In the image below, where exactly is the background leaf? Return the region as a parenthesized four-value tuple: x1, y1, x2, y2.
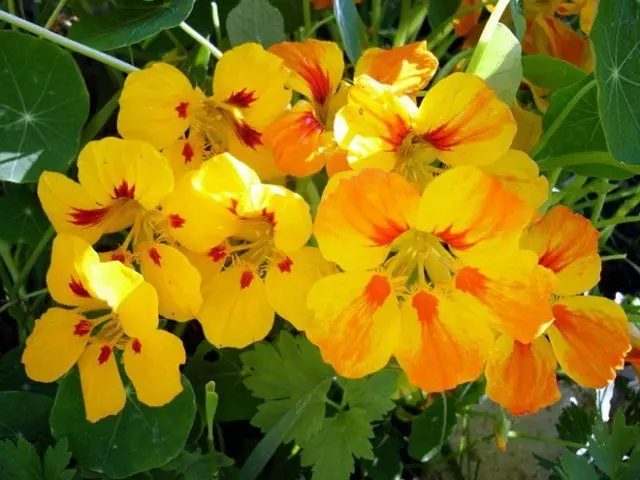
(0, 31, 89, 183)
(0, 185, 49, 248)
(537, 152, 640, 180)
(522, 55, 586, 91)
(408, 395, 456, 461)
(333, 0, 362, 64)
(226, 0, 286, 48)
(428, 0, 461, 30)
(0, 391, 52, 445)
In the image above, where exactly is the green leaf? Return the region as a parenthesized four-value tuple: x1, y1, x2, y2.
(555, 404, 594, 448)
(0, 437, 75, 480)
(408, 395, 456, 461)
(300, 409, 374, 480)
(589, 412, 640, 479)
(339, 369, 398, 422)
(226, 0, 286, 48)
(0, 31, 89, 184)
(68, 0, 196, 51)
(241, 331, 333, 444)
(0, 185, 49, 248)
(591, 0, 640, 165)
(428, 0, 461, 29)
(522, 55, 586, 91)
(557, 453, 598, 480)
(333, 0, 362, 64)
(509, 0, 526, 40)
(467, 23, 522, 106)
(537, 151, 640, 180)
(270, 0, 305, 33)
(50, 370, 196, 479)
(0, 391, 52, 445)
(43, 438, 76, 480)
(160, 449, 234, 480)
(0, 348, 56, 396)
(365, 435, 403, 480)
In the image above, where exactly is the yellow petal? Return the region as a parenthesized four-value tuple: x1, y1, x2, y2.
(395, 288, 495, 392)
(264, 247, 337, 331)
(197, 266, 274, 348)
(523, 205, 601, 296)
(22, 308, 91, 383)
(511, 102, 543, 154)
(139, 243, 202, 321)
(123, 330, 185, 407)
(548, 296, 629, 388)
(118, 62, 200, 149)
(485, 335, 560, 415)
(178, 246, 225, 291)
(161, 131, 207, 181)
(415, 72, 516, 166)
(78, 341, 126, 423)
(354, 42, 438, 95)
(306, 271, 401, 378)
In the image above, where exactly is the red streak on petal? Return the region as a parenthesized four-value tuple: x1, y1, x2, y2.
(277, 256, 293, 273)
(434, 225, 476, 250)
(369, 218, 407, 246)
(111, 252, 126, 263)
(412, 290, 439, 324)
(381, 114, 413, 149)
(112, 180, 136, 200)
(132, 338, 142, 354)
(233, 121, 263, 150)
(68, 206, 110, 227)
(175, 102, 189, 119)
(363, 275, 391, 308)
(182, 141, 195, 164)
(455, 267, 488, 297)
(149, 247, 162, 267)
(240, 270, 254, 289)
(226, 88, 258, 108)
(229, 198, 239, 215)
(208, 244, 227, 262)
(169, 214, 185, 228)
(69, 276, 91, 298)
(98, 345, 112, 365)
(261, 208, 276, 226)
(73, 319, 92, 336)
(300, 63, 332, 106)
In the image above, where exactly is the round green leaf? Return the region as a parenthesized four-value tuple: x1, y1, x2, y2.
(0, 31, 89, 184)
(50, 370, 196, 479)
(0, 391, 52, 445)
(0, 185, 49, 247)
(226, 0, 286, 48)
(522, 55, 586, 91)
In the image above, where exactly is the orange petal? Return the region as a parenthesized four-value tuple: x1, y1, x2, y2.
(511, 102, 543, 154)
(523, 16, 592, 70)
(354, 42, 438, 95)
(395, 288, 495, 392)
(485, 335, 560, 415)
(548, 296, 630, 388)
(314, 169, 421, 271)
(454, 0, 484, 37)
(455, 249, 557, 343)
(523, 205, 601, 296)
(325, 148, 351, 177)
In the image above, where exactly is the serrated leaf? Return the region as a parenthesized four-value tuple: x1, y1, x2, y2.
(50, 370, 196, 479)
(43, 438, 76, 480)
(0, 437, 42, 480)
(339, 369, 398, 422)
(69, 0, 196, 51)
(0, 31, 89, 183)
(334, 0, 362, 63)
(0, 391, 52, 445)
(589, 412, 640, 479)
(226, 0, 286, 48)
(160, 449, 234, 480)
(0, 185, 49, 247)
(557, 453, 598, 480)
(467, 23, 522, 106)
(241, 331, 333, 444)
(555, 404, 594, 448)
(522, 55, 586, 91)
(300, 409, 374, 480)
(591, 0, 640, 165)
(408, 395, 456, 461)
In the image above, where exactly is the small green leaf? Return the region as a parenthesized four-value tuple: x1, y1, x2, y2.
(0, 31, 89, 183)
(339, 369, 398, 422)
(536, 151, 640, 180)
(50, 370, 196, 479)
(0, 391, 52, 445)
(0, 185, 49, 248)
(467, 23, 522, 106)
(509, 0, 526, 40)
(161, 449, 234, 480)
(557, 452, 598, 480)
(428, 0, 461, 30)
(226, 0, 286, 48)
(522, 55, 586, 91)
(0, 437, 44, 479)
(591, 0, 640, 165)
(43, 438, 76, 480)
(589, 412, 640, 479)
(408, 395, 456, 461)
(333, 0, 362, 63)
(69, 0, 196, 51)
(555, 404, 595, 448)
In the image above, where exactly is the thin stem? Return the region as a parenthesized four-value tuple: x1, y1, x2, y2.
(0, 9, 138, 73)
(393, 0, 411, 46)
(44, 0, 67, 29)
(602, 254, 627, 262)
(370, 0, 381, 44)
(507, 431, 584, 449)
(10, 227, 54, 298)
(0, 241, 19, 282)
(530, 79, 597, 159)
(591, 190, 607, 223)
(80, 89, 121, 146)
(547, 167, 562, 190)
(434, 49, 474, 83)
(307, 14, 335, 37)
(467, 0, 510, 72)
(325, 397, 342, 411)
(596, 214, 640, 229)
(165, 30, 187, 54)
(179, 21, 222, 60)
(599, 194, 640, 243)
(0, 288, 48, 315)
(211, 2, 223, 49)
(303, 0, 312, 38)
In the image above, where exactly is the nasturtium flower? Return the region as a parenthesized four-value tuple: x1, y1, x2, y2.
(118, 43, 291, 179)
(162, 130, 209, 181)
(485, 206, 630, 415)
(510, 103, 543, 154)
(333, 73, 516, 184)
(38, 137, 174, 244)
(22, 234, 185, 422)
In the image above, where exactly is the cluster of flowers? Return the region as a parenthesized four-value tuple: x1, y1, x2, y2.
(23, 37, 629, 422)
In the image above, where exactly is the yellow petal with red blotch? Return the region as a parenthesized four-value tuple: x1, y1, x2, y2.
(314, 169, 421, 271)
(78, 137, 174, 211)
(22, 308, 91, 383)
(139, 243, 202, 322)
(333, 76, 418, 171)
(263, 101, 336, 177)
(485, 335, 560, 415)
(46, 234, 102, 308)
(213, 43, 291, 129)
(482, 150, 549, 212)
(123, 330, 185, 407)
(98, 247, 132, 266)
(88, 261, 159, 338)
(265, 247, 338, 331)
(511, 102, 543, 154)
(453, 0, 484, 36)
(455, 249, 557, 343)
(395, 288, 495, 392)
(523, 205, 601, 296)
(178, 246, 225, 291)
(416, 166, 532, 254)
(523, 16, 592, 70)
(415, 72, 516, 166)
(306, 271, 401, 378)
(78, 341, 126, 423)
(237, 184, 312, 253)
(162, 131, 207, 181)
(548, 296, 629, 388)
(118, 62, 201, 149)
(355, 42, 438, 95)
(197, 266, 274, 348)
(269, 39, 344, 108)
(38, 172, 108, 244)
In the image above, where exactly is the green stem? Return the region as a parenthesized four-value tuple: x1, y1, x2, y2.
(406, 1, 429, 44)
(80, 89, 121, 146)
(307, 14, 335, 37)
(0, 288, 48, 315)
(466, 0, 510, 71)
(303, 0, 312, 38)
(10, 227, 54, 298)
(574, 184, 640, 209)
(596, 214, 640, 229)
(507, 431, 584, 449)
(43, 0, 66, 29)
(433, 48, 474, 83)
(179, 21, 222, 60)
(370, 0, 381, 44)
(599, 194, 640, 242)
(530, 79, 597, 159)
(165, 30, 187, 54)
(211, 2, 223, 50)
(393, 0, 411, 46)
(591, 189, 607, 223)
(325, 397, 342, 411)
(0, 9, 138, 73)
(0, 241, 19, 283)
(547, 167, 562, 190)
(602, 254, 627, 262)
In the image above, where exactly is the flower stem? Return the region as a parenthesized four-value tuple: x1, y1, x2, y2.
(44, 0, 67, 29)
(434, 48, 474, 83)
(211, 2, 223, 49)
(507, 431, 584, 449)
(303, 0, 312, 37)
(307, 14, 336, 38)
(10, 227, 55, 298)
(591, 189, 608, 223)
(179, 21, 222, 60)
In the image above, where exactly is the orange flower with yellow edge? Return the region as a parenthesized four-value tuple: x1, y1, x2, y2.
(309, 166, 555, 383)
(22, 234, 185, 423)
(485, 206, 630, 415)
(118, 43, 291, 180)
